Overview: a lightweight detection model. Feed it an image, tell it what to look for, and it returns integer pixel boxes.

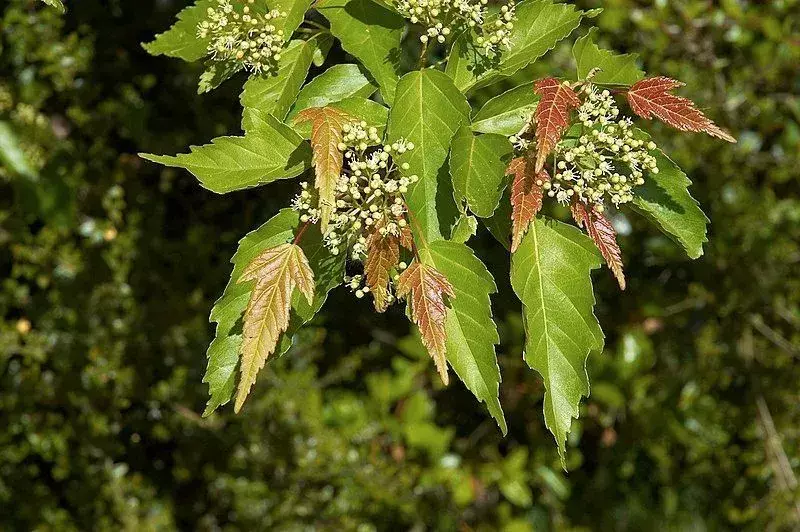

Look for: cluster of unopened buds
[292,122,418,261]
[197,0,286,75]
[395,0,516,57]
[511,84,659,211]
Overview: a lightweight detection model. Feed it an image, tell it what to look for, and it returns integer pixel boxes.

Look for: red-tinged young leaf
[293,106,356,232]
[364,229,400,312]
[398,224,414,251]
[571,201,626,290]
[235,243,315,412]
[396,261,455,385]
[533,78,581,172]
[626,77,736,143]
[508,157,549,252]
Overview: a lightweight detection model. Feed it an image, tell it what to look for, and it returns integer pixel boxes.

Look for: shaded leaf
[508,157,548,252]
[397,261,455,385]
[294,106,355,232]
[472,82,539,136]
[571,201,626,290]
[449,126,512,218]
[626,77,736,142]
[236,243,315,412]
[510,218,604,464]
[364,229,400,312]
[533,77,580,172]
[450,214,478,244]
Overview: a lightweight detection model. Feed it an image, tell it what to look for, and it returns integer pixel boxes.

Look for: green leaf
[0,121,37,179]
[272,0,315,38]
[386,69,471,243]
[41,0,65,12]
[139,113,311,194]
[449,126,512,218]
[421,241,506,433]
[292,97,389,139]
[472,82,539,136]
[450,214,478,244]
[142,0,214,62]
[286,64,377,121]
[510,217,604,463]
[631,135,709,259]
[204,209,345,415]
[240,35,332,123]
[572,28,644,86]
[446,0,584,93]
[198,61,242,95]
[319,0,404,103]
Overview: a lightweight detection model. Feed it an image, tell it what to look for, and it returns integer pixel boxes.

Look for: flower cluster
[197,0,286,75]
[291,122,418,260]
[395,0,516,57]
[513,85,660,211]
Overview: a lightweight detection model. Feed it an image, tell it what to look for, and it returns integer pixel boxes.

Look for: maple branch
[293,221,312,245]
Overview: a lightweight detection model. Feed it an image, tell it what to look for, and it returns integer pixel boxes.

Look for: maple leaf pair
[508,75,734,289]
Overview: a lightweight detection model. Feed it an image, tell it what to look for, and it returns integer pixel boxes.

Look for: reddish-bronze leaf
[398,224,414,251]
[235,243,315,412]
[293,107,355,231]
[532,78,581,172]
[626,77,736,143]
[571,201,626,290]
[364,229,400,313]
[396,261,455,385]
[508,157,549,252]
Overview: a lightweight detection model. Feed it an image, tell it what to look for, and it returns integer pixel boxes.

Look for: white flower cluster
[197,0,286,75]
[292,122,418,260]
[395,0,516,57]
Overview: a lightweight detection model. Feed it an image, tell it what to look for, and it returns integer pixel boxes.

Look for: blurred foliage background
[1,0,798,529]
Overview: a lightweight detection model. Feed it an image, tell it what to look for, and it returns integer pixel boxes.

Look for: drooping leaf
[508,157,548,252]
[422,241,507,433]
[319,0,404,103]
[142,0,214,62]
[472,82,539,136]
[286,64,376,121]
[450,214,478,244]
[396,261,455,385]
[533,77,581,172]
[139,113,311,193]
[630,130,709,258]
[294,106,355,232]
[572,28,644,86]
[449,126,512,218]
[240,35,332,123]
[571,201,626,290]
[236,243,315,412]
[364,229,400,312]
[204,210,345,415]
[510,217,604,463]
[446,0,584,93]
[386,69,471,243]
[626,77,736,142]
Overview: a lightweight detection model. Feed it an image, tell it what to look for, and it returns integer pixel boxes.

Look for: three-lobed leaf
[510,218,604,463]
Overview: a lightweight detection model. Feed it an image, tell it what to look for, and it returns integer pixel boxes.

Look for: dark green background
[1,0,798,529]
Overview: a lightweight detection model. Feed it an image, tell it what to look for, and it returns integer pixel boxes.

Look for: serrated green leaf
[203,209,345,415]
[421,241,506,433]
[446,0,584,93]
[449,126,512,218]
[198,61,242,94]
[240,35,332,123]
[450,214,478,244]
[139,113,310,193]
[572,28,644,86]
[510,217,604,464]
[286,64,377,121]
[472,82,539,136]
[142,0,214,62]
[292,97,389,139]
[272,0,314,38]
[386,69,471,243]
[319,0,404,103]
[631,131,709,258]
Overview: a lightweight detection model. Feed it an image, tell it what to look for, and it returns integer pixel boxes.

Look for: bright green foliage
[140,114,311,193]
[510,218,604,462]
[286,64,376,121]
[471,82,539,136]
[386,69,470,242]
[572,28,644,86]
[319,0,404,102]
[449,126,512,217]
[422,241,506,433]
[142,0,214,61]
